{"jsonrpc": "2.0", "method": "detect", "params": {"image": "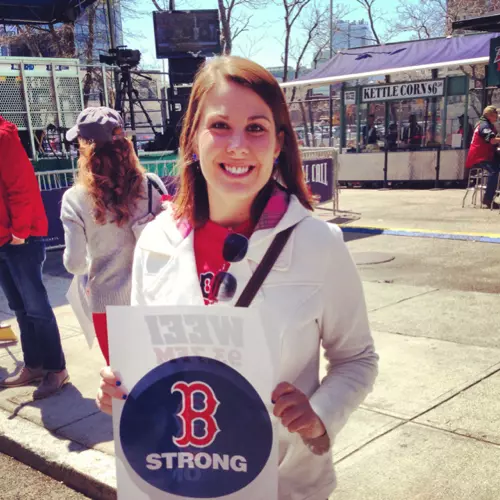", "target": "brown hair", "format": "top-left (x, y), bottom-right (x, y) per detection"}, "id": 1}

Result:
top-left (174, 56), bottom-right (312, 227)
top-left (76, 137), bottom-right (145, 226)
